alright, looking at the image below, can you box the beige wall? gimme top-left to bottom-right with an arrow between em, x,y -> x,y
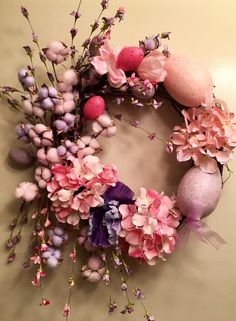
0,1 -> 235,320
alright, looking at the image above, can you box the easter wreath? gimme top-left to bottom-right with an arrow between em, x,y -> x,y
1,1 -> 235,320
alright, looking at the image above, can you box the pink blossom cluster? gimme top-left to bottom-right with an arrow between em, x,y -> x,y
119,188 -> 181,265
47,155 -> 118,225
91,39 -> 167,88
170,101 -> 236,173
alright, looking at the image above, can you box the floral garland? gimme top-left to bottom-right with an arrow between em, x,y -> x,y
1,1 -> 235,320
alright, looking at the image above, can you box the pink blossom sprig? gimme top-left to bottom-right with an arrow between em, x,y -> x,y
70,0 -> 83,62
6,201 -> 26,263
113,112 -> 171,146
63,245 -> 77,320
101,251 -> 119,315
0,86 -> 24,112
20,6 -> 54,85
112,248 -> 155,320
22,46 -> 36,79
76,4 -> 108,69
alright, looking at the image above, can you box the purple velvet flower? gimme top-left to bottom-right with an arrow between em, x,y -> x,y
103,181 -> 134,204
88,182 -> 134,248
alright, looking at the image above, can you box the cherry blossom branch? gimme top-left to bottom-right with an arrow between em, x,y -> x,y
20,6 -> 54,86
100,251 -> 119,315
70,0 -> 83,65
112,249 -> 154,320
112,111 -> 170,144
63,245 -> 77,320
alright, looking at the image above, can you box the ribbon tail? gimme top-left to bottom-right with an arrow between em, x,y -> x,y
195,221 -> 227,250
177,222 -> 192,247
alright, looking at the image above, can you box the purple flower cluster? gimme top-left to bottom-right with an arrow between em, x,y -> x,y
88,182 -> 134,247
18,68 -> 35,88
41,246 -> 61,268
38,85 -> 60,110
53,112 -> 76,132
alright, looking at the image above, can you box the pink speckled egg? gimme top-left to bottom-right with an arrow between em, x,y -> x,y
83,96 -> 105,120
177,166 -> 222,218
116,47 -> 144,72
164,54 -> 213,107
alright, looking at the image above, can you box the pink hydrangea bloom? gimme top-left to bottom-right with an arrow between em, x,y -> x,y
137,50 -> 167,85
170,100 -> 236,173
119,187 -> 181,265
47,155 -> 118,225
15,182 -> 39,202
91,40 -> 126,88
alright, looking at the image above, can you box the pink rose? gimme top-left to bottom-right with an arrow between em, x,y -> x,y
137,50 -> 167,84
91,40 -> 126,88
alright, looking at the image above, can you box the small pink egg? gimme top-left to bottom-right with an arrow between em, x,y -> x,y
83,96 -> 105,120
177,166 -> 222,218
116,47 -> 144,72
164,54 -> 213,107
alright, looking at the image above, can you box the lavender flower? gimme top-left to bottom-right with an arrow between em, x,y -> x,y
108,301 -> 117,315
121,282 -> 128,293
70,11 -> 81,19
133,288 -> 145,300
130,120 -> 140,128
21,6 -> 29,18
145,313 -> 155,321
101,0 -> 109,10
115,7 -> 126,21
121,303 -> 134,314
41,246 -> 61,268
103,272 -> 110,285
70,28 -> 78,40
140,35 -> 160,52
161,31 -> 171,39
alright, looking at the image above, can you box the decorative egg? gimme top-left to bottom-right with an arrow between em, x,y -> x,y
164,54 -> 213,107
176,166 -> 222,218
8,147 -> 34,168
83,96 -> 105,120
116,47 -> 144,72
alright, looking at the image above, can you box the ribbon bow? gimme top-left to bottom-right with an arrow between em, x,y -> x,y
178,200 -> 226,250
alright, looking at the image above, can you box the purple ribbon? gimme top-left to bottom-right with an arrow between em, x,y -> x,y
178,200 -> 226,250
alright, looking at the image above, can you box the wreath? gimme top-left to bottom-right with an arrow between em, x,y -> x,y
1,1 -> 235,320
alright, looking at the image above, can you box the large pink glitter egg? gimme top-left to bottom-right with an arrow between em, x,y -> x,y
164,54 -> 213,107
176,166 -> 222,218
